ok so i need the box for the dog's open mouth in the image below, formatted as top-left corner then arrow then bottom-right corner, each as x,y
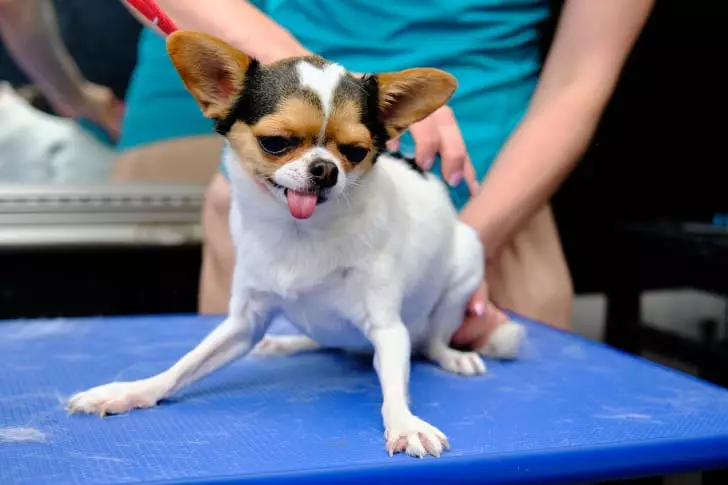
265,179 -> 327,219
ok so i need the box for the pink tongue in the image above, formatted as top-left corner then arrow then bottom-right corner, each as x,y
286,190 -> 318,219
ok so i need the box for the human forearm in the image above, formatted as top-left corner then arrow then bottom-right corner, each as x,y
152,0 -> 309,63
459,81 -> 606,257
460,0 -> 654,258
0,0 -> 88,110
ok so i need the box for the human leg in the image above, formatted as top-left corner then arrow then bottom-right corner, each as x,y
198,172 -> 235,314
112,28 -> 220,184
487,204 -> 574,330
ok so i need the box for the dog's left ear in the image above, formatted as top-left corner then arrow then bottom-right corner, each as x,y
166,30 -> 253,119
375,68 -> 457,139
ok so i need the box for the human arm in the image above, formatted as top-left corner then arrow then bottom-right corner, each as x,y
129,0 -> 309,62
119,0 -> 167,36
459,0 -> 655,259
0,0 -> 121,138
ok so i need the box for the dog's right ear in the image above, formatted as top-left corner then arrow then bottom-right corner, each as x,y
166,30 -> 253,119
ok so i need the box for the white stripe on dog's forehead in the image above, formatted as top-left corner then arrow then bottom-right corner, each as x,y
296,61 -> 346,141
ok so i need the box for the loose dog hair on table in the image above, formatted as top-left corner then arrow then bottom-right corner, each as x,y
67,30 -> 525,458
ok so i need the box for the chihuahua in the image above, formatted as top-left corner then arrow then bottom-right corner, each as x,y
67,31 -> 525,458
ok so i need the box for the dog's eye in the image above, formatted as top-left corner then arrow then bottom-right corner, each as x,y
339,144 -> 369,164
257,136 -> 300,155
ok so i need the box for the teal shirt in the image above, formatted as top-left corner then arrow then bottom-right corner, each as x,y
120,0 -> 549,210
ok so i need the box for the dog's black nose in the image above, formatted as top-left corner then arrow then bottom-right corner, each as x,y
309,160 -> 338,189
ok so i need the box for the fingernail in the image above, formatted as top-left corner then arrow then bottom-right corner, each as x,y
448,172 -> 463,187
423,158 -> 434,170
473,301 -> 485,317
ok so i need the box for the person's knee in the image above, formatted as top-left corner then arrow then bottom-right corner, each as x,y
199,173 -> 234,314
530,271 -> 574,330
111,136 -> 223,184
202,173 -> 233,263
490,273 -> 574,330
204,172 -> 232,223
488,236 -> 574,329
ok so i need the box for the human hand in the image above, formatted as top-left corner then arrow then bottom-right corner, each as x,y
451,280 -> 509,349
387,105 -> 479,195
53,83 -> 123,141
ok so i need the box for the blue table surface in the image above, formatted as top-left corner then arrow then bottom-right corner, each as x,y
2,314 -> 728,485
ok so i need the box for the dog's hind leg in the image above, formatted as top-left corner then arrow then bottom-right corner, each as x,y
424,308 -> 487,376
424,224 -> 487,376
250,335 -> 322,358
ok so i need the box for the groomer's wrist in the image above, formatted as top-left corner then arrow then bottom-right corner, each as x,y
459,203 -> 505,262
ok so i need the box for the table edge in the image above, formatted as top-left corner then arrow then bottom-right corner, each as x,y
131,434 -> 728,485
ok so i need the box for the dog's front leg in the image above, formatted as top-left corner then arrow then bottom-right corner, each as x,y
369,323 -> 449,458
67,292 -> 271,417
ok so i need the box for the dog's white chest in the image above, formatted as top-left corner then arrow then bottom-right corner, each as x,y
277,268 -> 373,351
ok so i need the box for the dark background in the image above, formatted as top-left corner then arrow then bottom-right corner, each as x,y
551,0 -> 726,225
548,0 -> 727,293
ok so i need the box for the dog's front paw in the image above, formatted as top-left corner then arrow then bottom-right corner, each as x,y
67,379 -> 164,417
385,415 -> 449,458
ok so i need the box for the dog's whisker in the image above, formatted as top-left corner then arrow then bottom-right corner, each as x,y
341,191 -> 353,211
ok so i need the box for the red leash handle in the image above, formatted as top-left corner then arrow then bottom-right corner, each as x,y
126,0 -> 178,35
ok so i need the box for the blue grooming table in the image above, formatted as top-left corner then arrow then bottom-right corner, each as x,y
2,314 -> 728,484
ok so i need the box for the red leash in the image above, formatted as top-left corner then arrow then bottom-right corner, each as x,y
125,0 -> 178,35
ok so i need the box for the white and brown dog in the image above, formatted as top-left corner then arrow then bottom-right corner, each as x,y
67,31 -> 525,458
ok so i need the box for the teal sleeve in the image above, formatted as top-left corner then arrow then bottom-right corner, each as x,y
117,28 -> 214,151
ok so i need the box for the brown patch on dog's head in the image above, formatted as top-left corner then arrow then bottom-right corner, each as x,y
325,99 -> 376,173
252,96 -> 323,140
166,31 -> 457,219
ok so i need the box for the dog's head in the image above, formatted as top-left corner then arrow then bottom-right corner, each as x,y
167,30 -> 456,220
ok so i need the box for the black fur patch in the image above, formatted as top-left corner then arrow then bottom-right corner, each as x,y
385,150 -> 426,176
215,59 -> 298,135
360,76 -> 424,176
360,75 -> 389,158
